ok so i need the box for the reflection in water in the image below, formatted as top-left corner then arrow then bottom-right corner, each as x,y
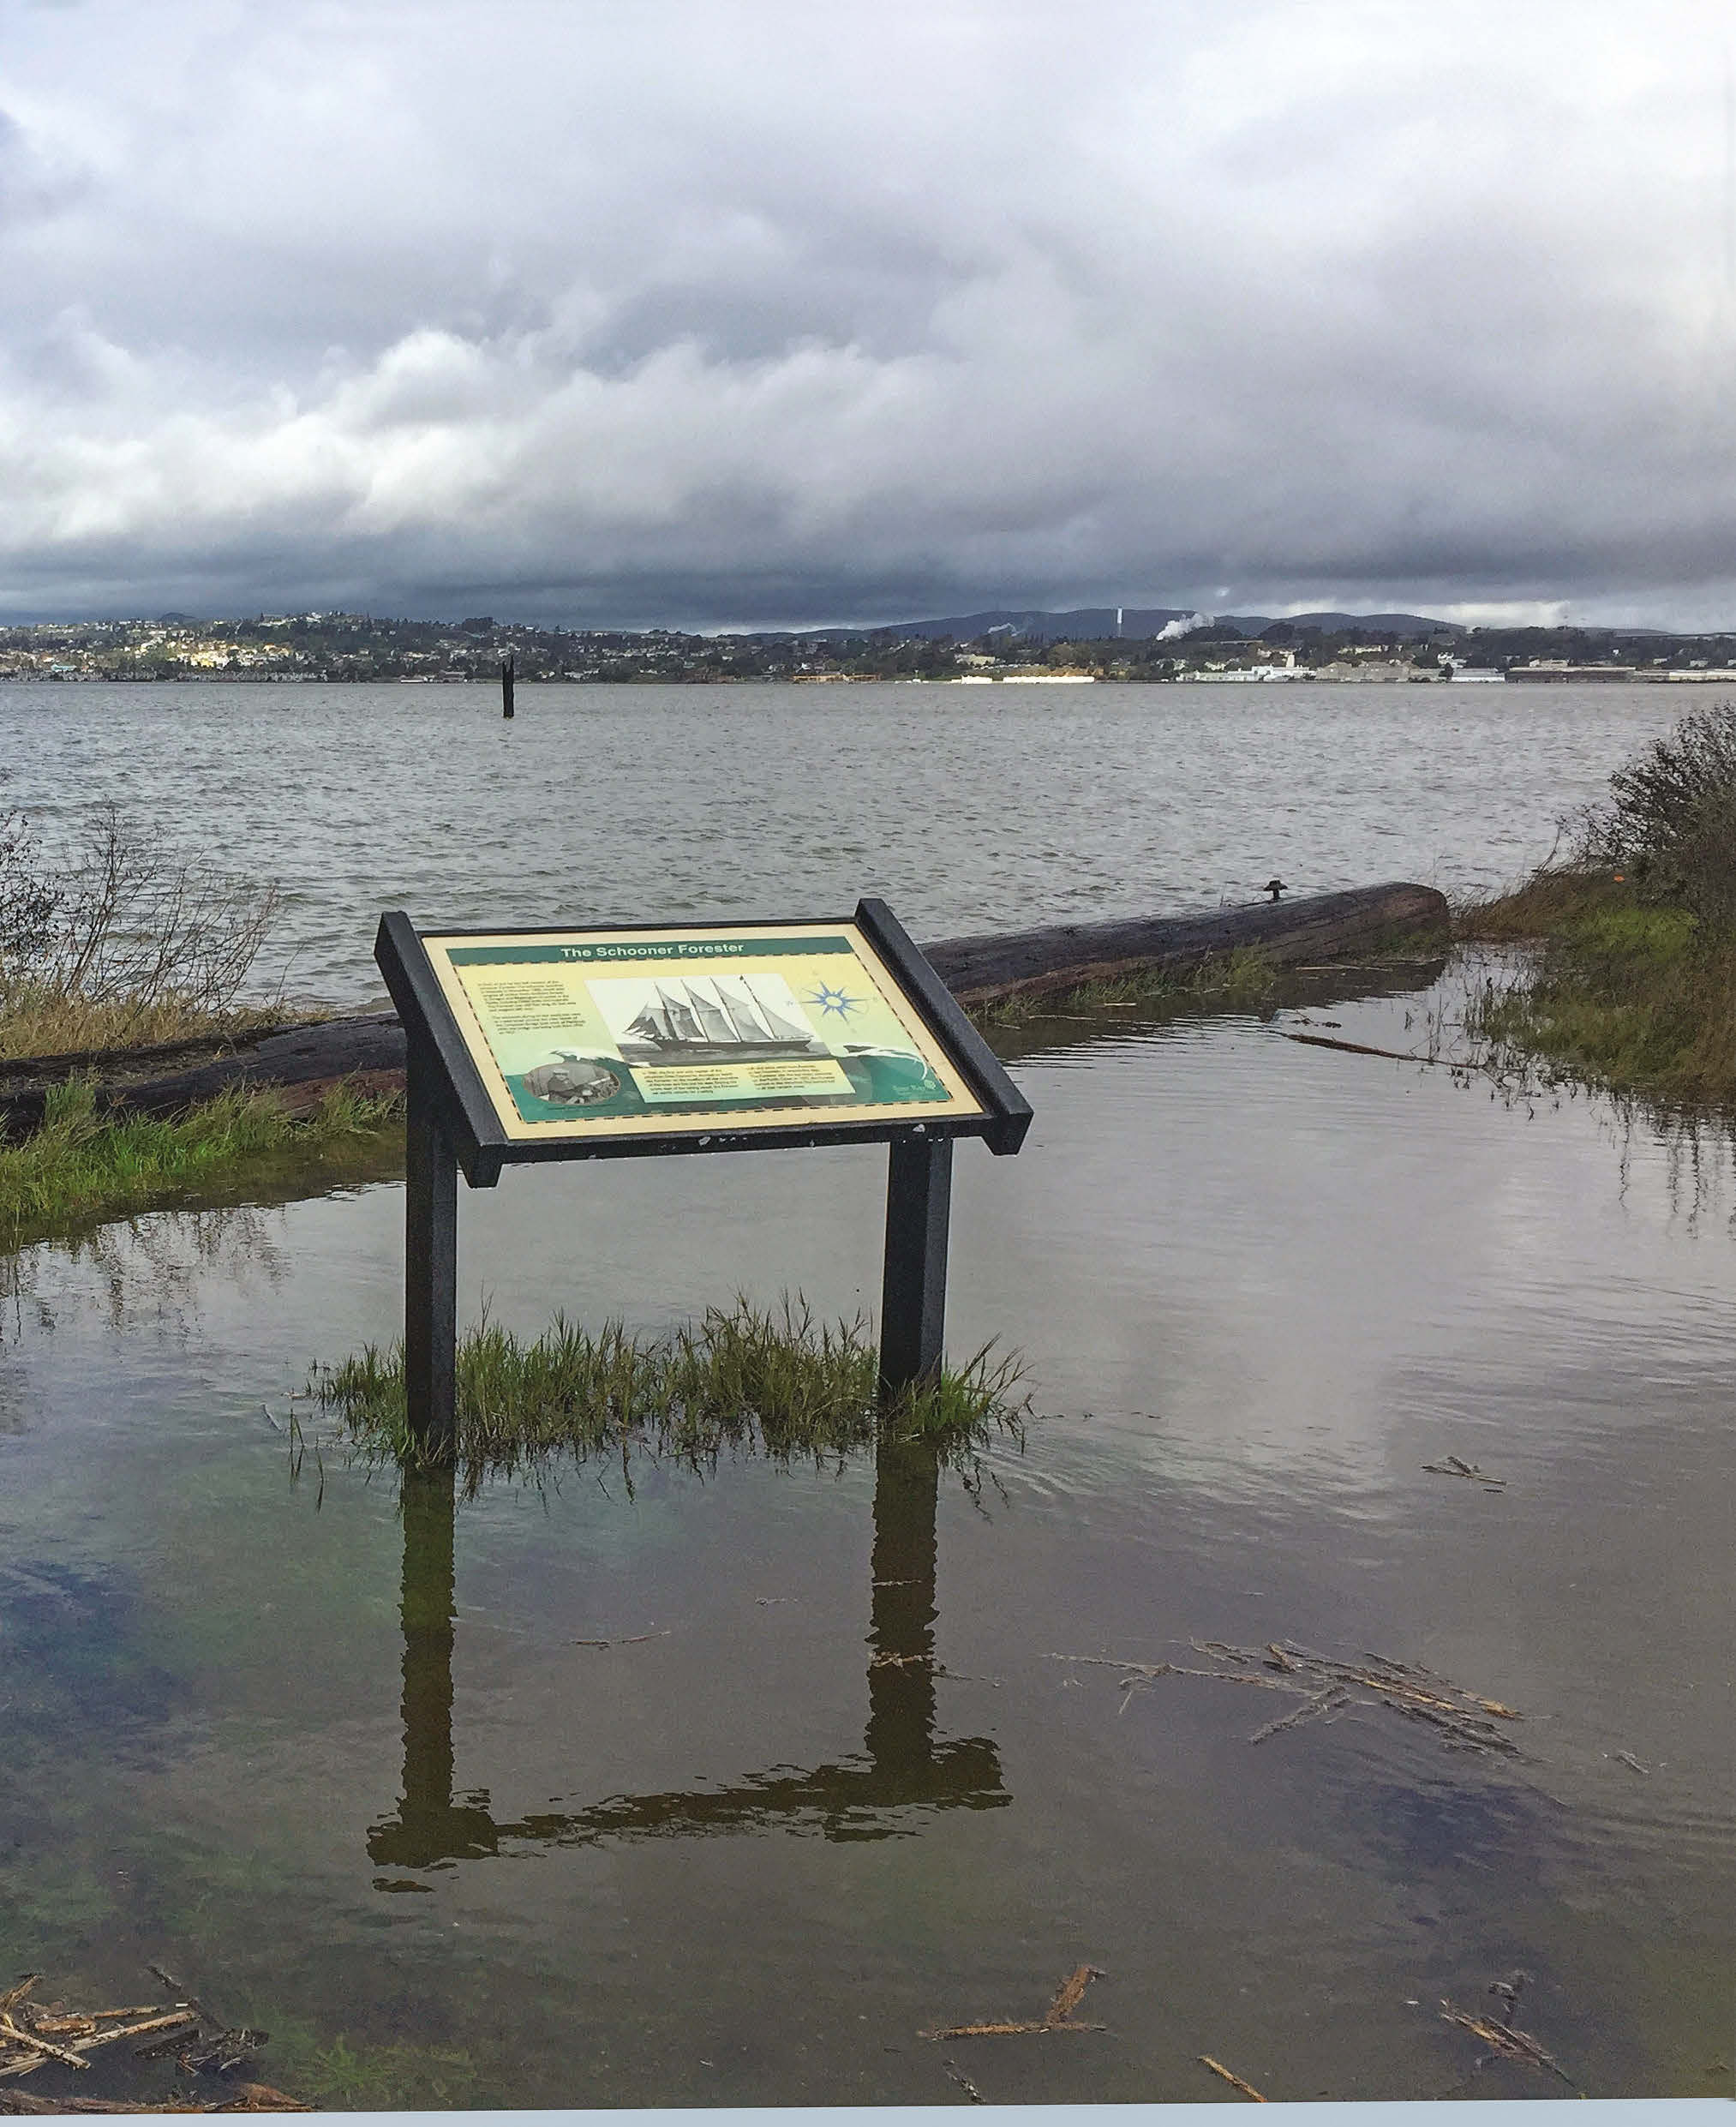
369,1441 -> 1006,1878
986,956 -> 1452,1070
4,955 -> 1731,2101
2,1203 -> 297,1344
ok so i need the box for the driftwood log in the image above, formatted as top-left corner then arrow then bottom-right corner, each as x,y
924,880 -> 1446,1006
0,1017 -> 406,1140
0,883 -> 1447,1139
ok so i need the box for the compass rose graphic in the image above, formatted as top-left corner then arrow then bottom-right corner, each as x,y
805,980 -> 865,1023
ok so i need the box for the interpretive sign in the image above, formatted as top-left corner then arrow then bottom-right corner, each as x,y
374,900 -> 1032,1446
421,919 -> 987,1144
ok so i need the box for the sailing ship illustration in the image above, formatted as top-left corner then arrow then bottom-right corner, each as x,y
615,974 -> 826,1065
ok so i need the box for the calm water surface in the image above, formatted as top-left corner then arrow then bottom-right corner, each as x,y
0,679 -> 1705,999
2,970 -> 1730,2106
2,680 -> 1729,2103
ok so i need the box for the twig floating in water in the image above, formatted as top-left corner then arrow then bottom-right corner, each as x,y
0,2017 -> 90,2071
181,2030 -> 268,2077
1199,2055 -> 1266,2100
941,2058 -> 985,2103
0,1973 -> 302,2109
1047,1641 -> 1523,1756
922,1964 -> 1107,2040
1422,1454 -> 1506,1489
39,2012 -> 196,2058
1282,1031 -> 1445,1066
922,2018 -> 1054,2039
1247,1687 -> 1347,1744
1045,1967 -> 1103,2025
1440,2004 -> 1577,2088
0,2085 -> 310,2113
148,1963 -> 218,2032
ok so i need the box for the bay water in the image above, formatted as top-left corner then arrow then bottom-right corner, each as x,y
0,680 -> 1729,2105
0,678 -> 1707,1000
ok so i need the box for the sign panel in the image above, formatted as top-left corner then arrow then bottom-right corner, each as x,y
419,919 -> 990,1145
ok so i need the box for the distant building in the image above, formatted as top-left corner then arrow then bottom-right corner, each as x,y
1509,664 -> 1640,683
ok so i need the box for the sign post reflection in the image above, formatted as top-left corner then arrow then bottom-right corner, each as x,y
369,1442 -> 1006,1878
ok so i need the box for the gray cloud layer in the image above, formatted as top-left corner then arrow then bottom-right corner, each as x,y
3,0 -> 1733,627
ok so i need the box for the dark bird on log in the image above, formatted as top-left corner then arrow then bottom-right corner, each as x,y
1264,878 -> 1288,902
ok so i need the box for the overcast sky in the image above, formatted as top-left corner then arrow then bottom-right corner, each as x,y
2,0 -> 1733,630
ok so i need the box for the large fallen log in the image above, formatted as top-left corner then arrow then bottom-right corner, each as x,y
0,883 -> 1447,1138
0,1016 -> 406,1138
924,881 -> 1447,1006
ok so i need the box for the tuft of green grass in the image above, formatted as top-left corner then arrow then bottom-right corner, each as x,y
0,1074 -> 404,1244
314,1293 -> 1027,1494
973,945 -> 1278,1026
1456,868 -> 1736,1107
1456,866 -> 1644,944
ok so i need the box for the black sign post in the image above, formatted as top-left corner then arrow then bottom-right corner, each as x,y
879,1135 -> 952,1393
376,900 -> 1031,1447
403,1052 -> 461,1452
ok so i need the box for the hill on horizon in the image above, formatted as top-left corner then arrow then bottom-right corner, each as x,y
776,606 -> 1468,643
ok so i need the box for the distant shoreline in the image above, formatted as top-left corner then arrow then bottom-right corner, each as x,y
8,668 -> 1736,686
7,607 -> 1736,686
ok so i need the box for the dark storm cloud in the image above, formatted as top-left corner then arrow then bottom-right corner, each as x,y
1,0 -> 1732,627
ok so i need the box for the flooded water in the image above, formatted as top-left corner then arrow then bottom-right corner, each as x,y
3,968 -> 1731,2106
0,677 -> 1704,1001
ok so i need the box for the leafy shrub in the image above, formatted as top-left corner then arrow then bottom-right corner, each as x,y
1580,704 -> 1736,921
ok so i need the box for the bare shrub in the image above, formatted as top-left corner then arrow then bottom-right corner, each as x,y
0,805 -> 284,1051
0,812 -> 61,968
45,803 -> 283,1010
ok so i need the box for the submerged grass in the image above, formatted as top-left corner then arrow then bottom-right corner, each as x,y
973,945 -> 1280,1027
314,1294 -> 1027,1492
1454,868 -> 1736,1108
0,1074 -> 404,1244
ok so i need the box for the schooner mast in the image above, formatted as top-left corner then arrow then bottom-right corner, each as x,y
620,974 -> 820,1060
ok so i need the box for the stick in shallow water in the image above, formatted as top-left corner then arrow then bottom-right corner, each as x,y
921,1964 -> 1107,2040
1199,2055 -> 1266,2100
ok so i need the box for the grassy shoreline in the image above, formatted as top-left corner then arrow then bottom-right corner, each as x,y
970,944 -> 1284,1025
0,1075 -> 404,1246
1454,869 -> 1736,1108
2,866 -> 1725,1243
0,987 -> 296,1065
